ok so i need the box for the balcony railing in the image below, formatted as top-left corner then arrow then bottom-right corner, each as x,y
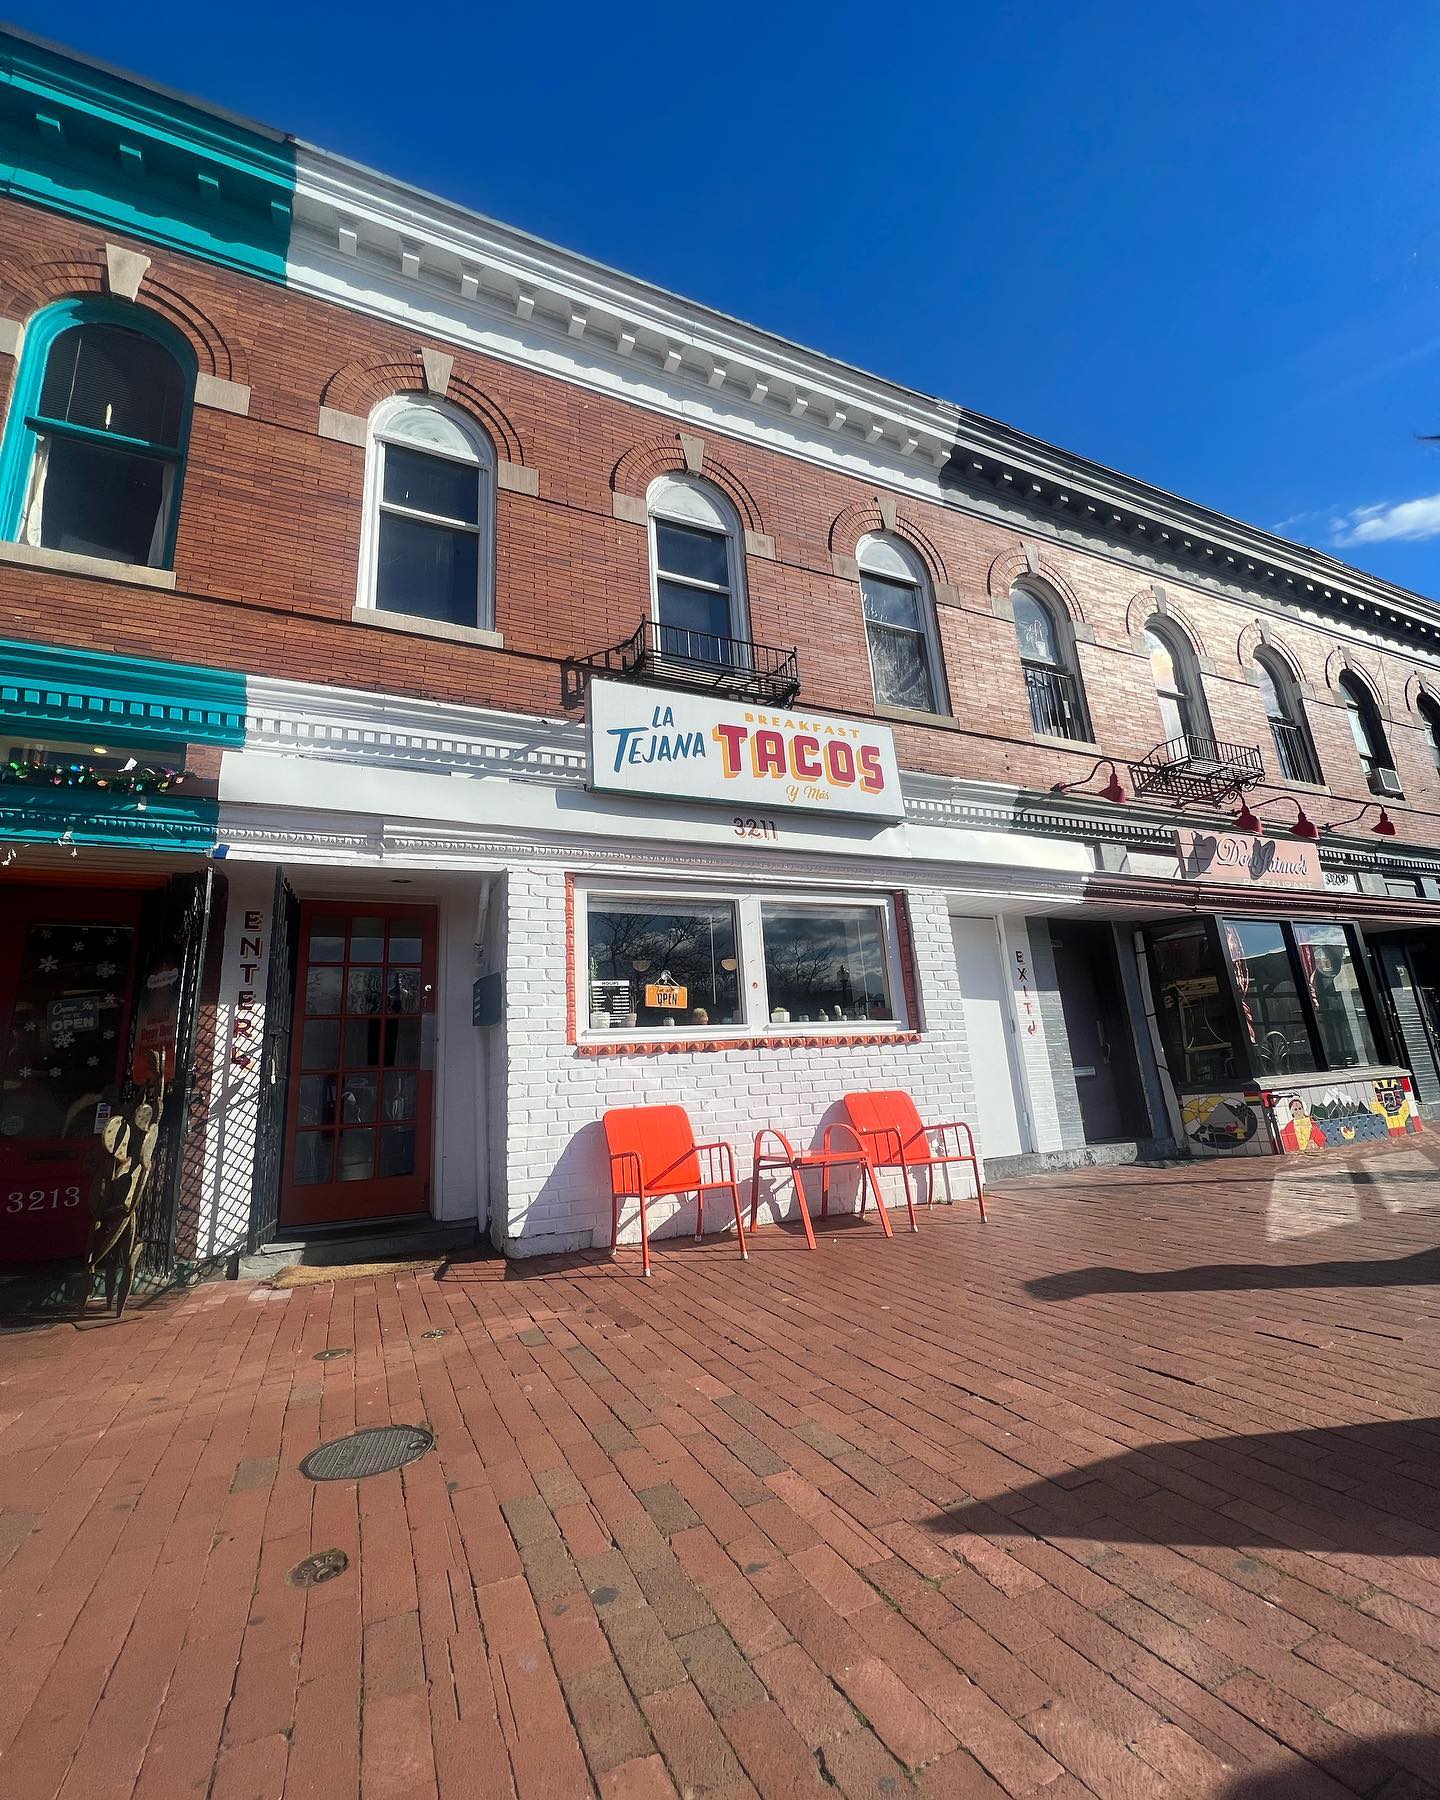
1023,663 -> 1088,741
587,618 -> 801,706
1270,719 -> 1321,786
1129,734 -> 1265,806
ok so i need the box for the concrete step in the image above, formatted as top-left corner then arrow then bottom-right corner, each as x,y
985,1138 -> 1181,1180
237,1219 -> 479,1280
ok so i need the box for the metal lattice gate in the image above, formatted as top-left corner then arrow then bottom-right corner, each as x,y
248,871 -> 299,1251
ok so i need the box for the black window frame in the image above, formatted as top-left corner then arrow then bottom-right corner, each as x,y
1145,915 -> 1394,1089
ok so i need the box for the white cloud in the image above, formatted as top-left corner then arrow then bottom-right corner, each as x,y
1331,492 -> 1440,545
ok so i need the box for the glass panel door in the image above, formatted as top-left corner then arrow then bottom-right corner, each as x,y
280,901 -> 435,1228
0,886 -> 143,1264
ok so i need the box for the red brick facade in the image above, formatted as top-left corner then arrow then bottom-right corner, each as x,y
6,200 -> 1440,842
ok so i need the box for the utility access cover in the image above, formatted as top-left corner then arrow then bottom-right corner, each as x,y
299,1424 -> 434,1482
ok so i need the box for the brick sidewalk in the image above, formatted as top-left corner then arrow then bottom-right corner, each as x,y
2,1142 -> 1438,1799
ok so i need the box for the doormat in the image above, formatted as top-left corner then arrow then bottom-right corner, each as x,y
269,1256 -> 446,1289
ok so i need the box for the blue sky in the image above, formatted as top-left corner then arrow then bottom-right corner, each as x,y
28,1 -> 1440,597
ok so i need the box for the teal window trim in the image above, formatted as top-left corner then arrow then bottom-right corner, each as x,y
0,296 -> 197,568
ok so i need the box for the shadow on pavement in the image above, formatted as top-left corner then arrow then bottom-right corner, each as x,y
927,1416 -> 1440,1556
1026,1245 -> 1440,1300
1217,1732 -> 1440,1797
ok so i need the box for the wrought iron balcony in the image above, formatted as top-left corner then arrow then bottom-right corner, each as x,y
588,618 -> 801,706
1023,663 -> 1089,741
1128,735 -> 1265,806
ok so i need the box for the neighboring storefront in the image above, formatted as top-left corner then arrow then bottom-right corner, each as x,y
0,638 -> 241,1279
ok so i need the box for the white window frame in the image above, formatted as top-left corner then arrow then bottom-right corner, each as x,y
575,879 -> 909,1040
645,474 -> 750,645
356,395 -> 496,629
856,532 -> 948,716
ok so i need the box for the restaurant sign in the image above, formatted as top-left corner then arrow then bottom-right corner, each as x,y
587,680 -> 904,821
1176,828 -> 1321,890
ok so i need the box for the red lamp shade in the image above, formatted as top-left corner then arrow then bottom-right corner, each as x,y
1291,807 -> 1319,841
1372,808 -> 1397,836
1098,768 -> 1127,805
1233,800 -> 1261,833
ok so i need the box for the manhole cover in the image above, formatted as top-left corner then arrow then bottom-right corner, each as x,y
313,1348 -> 352,1362
299,1424 -> 434,1481
289,1548 -> 349,1586
420,1328 -> 448,1340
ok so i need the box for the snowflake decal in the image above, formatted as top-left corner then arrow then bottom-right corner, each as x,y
23,1020 -> 37,1033
52,1030 -> 75,1049
86,1056 -> 99,1068
38,955 -> 58,973
72,939 -> 87,952
48,1067 -> 61,1078
101,994 -> 119,1008
96,963 -> 117,979
17,1065 -> 31,1079
39,928 -> 51,940
103,933 -> 117,945
103,1029 -> 115,1041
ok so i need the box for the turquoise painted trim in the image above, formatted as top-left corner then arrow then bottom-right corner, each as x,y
0,637 -> 247,748
0,784 -> 217,850
0,297 -> 196,564
0,31 -> 294,283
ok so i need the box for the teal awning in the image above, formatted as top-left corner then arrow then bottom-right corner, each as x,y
0,638 -> 247,748
0,784 -> 217,850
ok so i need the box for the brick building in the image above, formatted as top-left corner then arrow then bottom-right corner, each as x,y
2,29 -> 1438,1283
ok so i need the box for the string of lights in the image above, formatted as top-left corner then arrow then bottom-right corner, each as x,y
0,757 -> 187,796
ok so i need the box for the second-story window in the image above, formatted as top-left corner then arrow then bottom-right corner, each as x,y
646,476 -> 748,667
1143,619 -> 1208,749
0,299 -> 194,569
857,534 -> 945,715
1419,693 -> 1440,771
1338,670 -> 1400,794
361,397 -> 494,629
1254,649 -> 1321,784
1013,587 -> 1090,740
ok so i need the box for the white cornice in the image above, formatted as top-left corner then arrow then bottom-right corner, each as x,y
288,143 -> 1440,653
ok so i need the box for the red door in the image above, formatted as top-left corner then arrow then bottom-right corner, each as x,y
0,886 -> 143,1263
280,901 -> 436,1229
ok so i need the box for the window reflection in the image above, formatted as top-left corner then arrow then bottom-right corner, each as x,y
587,901 -> 740,1029
760,904 -> 892,1024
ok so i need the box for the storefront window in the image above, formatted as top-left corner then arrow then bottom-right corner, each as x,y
1146,920 -> 1242,1087
1222,919 -> 1317,1078
0,921 -> 134,1141
1292,923 -> 1380,1068
586,900 -> 741,1030
760,903 -> 892,1024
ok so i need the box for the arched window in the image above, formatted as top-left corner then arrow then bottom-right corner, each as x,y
1143,619 -> 1209,748
0,298 -> 195,569
1254,649 -> 1321,784
856,533 -> 946,714
360,396 -> 495,628
646,475 -> 748,666
1338,671 -> 1399,793
1013,586 -> 1090,740
1417,692 -> 1440,772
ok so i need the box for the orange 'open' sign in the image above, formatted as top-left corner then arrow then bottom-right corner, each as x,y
644,982 -> 687,1011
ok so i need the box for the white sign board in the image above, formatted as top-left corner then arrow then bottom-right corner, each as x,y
587,680 -> 905,821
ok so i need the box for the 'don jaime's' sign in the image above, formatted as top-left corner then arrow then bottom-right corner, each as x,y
1176,828 -> 1321,890
587,680 -> 904,821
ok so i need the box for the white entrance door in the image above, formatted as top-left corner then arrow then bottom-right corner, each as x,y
950,916 -> 1025,1159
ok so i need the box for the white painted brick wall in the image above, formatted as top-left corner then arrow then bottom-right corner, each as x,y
496,868 -> 978,1256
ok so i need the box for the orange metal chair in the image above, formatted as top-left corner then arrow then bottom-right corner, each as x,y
749,1121 -> 897,1247
604,1105 -> 747,1278
842,1090 -> 986,1223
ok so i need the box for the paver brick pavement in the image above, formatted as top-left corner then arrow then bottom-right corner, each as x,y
2,1137 -> 1439,1796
